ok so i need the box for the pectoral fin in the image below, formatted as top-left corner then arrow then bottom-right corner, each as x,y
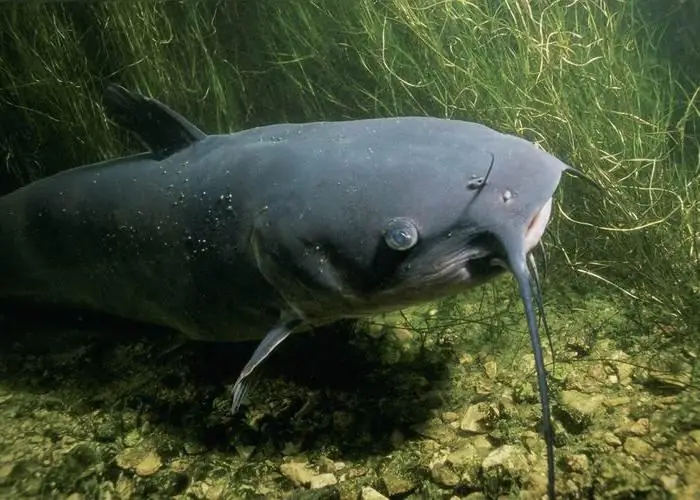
230,317 -> 304,413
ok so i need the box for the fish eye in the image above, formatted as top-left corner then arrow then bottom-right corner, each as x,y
384,217 -> 419,251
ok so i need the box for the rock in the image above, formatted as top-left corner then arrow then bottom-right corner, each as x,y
115,447 -> 163,477
628,418 -> 650,437
459,403 -> 495,434
115,476 -> 135,498
366,322 -> 387,339
411,417 -> 456,444
473,379 -> 493,396
602,432 -> 623,447
430,462 -> 460,488
280,462 -> 315,487
608,351 -> 634,385
483,360 -> 498,379
513,379 -> 538,404
135,450 -> 162,477
317,456 -> 336,473
122,429 -> 142,447
469,435 -> 495,456
675,433 -> 700,456
659,474 -> 679,494
446,443 -> 480,468
282,441 -> 302,456
689,429 -> 700,444
481,445 -> 529,480
520,430 -> 541,453
563,453 -> 590,474
586,363 -> 608,384
64,443 -> 100,475
603,396 -> 631,408
643,371 -> 691,394
184,441 -> 207,455
309,473 -> 337,489
463,494 -> 487,500
94,420 -> 118,442
235,444 -> 255,460
678,460 -> 700,499
380,471 -> 416,497
360,486 -> 389,500
560,390 -> 605,431
158,471 -> 189,496
0,463 -> 13,486
561,390 -> 604,416
441,411 -> 459,424
623,437 -> 653,459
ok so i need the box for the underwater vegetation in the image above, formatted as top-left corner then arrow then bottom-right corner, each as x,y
0,0 -> 698,498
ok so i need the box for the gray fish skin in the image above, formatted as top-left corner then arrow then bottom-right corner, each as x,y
0,117 -> 564,342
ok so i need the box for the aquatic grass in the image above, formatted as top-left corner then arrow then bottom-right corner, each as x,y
250,0 -> 700,355
0,0 -> 698,359
0,3 -> 117,184
93,2 -> 246,133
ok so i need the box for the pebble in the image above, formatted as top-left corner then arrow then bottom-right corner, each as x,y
628,418 -> 650,436
459,403 -> 493,434
382,475 -> 414,496
318,456 -> 336,473
115,447 -> 163,477
561,390 -> 605,418
603,432 -> 623,447
279,461 -> 338,490
122,429 -> 142,447
623,437 -> 653,458
360,486 -> 389,500
659,474 -> 679,493
280,462 -> 315,487
446,443 -> 480,468
430,462 -> 460,488
411,417 -> 457,444
482,445 -> 528,475
679,460 -> 700,499
483,360 -> 498,379
308,473 -> 337,489
563,453 -> 590,474
183,441 -> 207,455
115,476 -> 135,498
441,411 -> 459,424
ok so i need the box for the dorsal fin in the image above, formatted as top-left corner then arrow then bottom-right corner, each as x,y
103,83 -> 207,158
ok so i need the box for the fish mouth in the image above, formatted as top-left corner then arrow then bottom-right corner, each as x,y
384,197 -> 556,293
524,197 -> 553,254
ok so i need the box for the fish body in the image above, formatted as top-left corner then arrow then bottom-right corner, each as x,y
0,114 -> 558,342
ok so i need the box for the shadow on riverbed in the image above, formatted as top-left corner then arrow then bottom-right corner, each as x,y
0,305 -> 452,460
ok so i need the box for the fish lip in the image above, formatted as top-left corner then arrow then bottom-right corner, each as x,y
524,197 -> 553,254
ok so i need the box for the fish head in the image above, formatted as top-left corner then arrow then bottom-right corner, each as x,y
250,119 -> 570,323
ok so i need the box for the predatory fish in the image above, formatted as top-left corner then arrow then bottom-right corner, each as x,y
0,84 -> 586,499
